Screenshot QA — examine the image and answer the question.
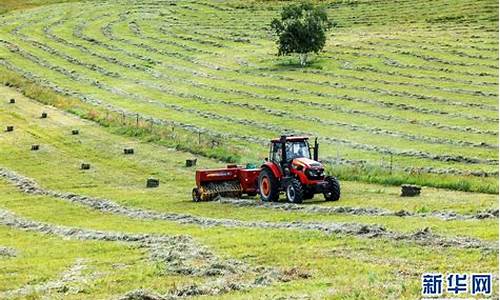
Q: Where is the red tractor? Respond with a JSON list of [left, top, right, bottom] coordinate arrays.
[[192, 135, 340, 203]]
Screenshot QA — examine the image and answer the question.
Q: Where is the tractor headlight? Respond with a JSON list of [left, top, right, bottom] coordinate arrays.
[[306, 168, 324, 179]]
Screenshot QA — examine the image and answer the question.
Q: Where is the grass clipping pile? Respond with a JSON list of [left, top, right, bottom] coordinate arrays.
[[0, 209, 308, 299]]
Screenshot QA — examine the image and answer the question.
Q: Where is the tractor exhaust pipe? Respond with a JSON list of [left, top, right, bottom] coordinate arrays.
[[280, 135, 287, 167], [313, 137, 319, 161]]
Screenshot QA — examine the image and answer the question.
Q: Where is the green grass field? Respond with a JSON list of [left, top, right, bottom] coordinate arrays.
[[0, 0, 498, 299]]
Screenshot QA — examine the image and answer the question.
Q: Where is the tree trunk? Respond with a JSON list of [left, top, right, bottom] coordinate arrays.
[[299, 53, 308, 66]]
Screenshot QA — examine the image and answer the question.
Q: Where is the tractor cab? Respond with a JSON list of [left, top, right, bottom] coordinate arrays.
[[268, 136, 322, 176], [270, 136, 312, 164]]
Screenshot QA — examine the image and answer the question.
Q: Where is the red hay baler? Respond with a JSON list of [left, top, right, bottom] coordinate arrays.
[[192, 165, 260, 201], [192, 135, 340, 203]]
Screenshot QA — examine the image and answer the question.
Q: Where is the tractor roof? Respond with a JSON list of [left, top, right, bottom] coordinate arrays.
[[271, 136, 309, 142]]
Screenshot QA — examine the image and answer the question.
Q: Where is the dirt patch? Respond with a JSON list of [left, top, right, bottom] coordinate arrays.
[[0, 167, 496, 251]]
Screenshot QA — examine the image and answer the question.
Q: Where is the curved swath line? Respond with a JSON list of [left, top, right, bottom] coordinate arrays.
[[160, 25, 499, 88], [0, 59, 270, 148], [46, 10, 496, 142], [96, 12, 499, 123], [330, 41, 499, 71], [165, 29, 498, 96], [329, 0, 497, 26], [105, 11, 499, 116], [125, 17, 500, 127], [354, 36, 499, 62], [1, 3, 498, 165], [4, 53, 494, 178], [39, 17, 500, 138], [152, 7, 500, 90], [2, 44, 496, 167], [5, 7, 498, 159], [380, 33, 499, 53], [146, 20, 498, 98], [324, 45, 499, 81]]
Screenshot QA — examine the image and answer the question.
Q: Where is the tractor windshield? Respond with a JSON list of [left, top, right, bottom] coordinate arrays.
[[286, 141, 310, 161]]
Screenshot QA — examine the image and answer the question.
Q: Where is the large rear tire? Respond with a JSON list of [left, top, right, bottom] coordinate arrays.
[[286, 178, 303, 204], [324, 176, 340, 201], [258, 168, 279, 202]]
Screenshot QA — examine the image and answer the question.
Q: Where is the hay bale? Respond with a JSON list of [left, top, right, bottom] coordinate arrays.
[[123, 148, 134, 155], [185, 158, 197, 167], [81, 163, 91, 170], [31, 144, 39, 151], [146, 178, 159, 188], [6, 126, 14, 132], [72, 129, 79, 135], [9, 98, 15, 104], [41, 112, 48, 119], [401, 184, 421, 197]]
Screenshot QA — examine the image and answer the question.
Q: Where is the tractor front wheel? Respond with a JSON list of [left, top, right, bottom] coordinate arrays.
[[286, 178, 304, 204], [324, 176, 340, 201], [258, 168, 279, 202]]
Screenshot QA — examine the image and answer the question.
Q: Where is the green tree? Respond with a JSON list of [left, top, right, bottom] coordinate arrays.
[[271, 2, 332, 66]]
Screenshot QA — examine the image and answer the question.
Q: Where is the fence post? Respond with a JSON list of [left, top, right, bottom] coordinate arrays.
[[136, 114, 139, 128], [390, 153, 393, 174]]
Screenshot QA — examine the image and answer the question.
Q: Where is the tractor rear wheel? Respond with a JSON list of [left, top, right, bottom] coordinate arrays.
[[324, 176, 340, 201], [192, 188, 202, 202], [286, 178, 304, 204], [258, 168, 279, 202]]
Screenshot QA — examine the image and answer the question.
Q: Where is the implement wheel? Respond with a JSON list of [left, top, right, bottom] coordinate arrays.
[[324, 176, 340, 201], [192, 187, 202, 202], [258, 168, 279, 202]]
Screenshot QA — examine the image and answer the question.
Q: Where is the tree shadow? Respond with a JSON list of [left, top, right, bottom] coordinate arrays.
[[251, 56, 326, 73]]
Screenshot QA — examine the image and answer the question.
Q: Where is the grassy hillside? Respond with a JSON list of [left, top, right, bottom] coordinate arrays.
[[0, 0, 497, 193], [0, 0, 498, 299], [0, 83, 497, 299]]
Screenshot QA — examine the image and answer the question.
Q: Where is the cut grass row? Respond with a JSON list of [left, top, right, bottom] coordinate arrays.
[[0, 85, 497, 240], [1, 185, 496, 299], [0, 0, 497, 193], [1, 8, 498, 164], [3, 2, 496, 130], [1, 66, 497, 194]]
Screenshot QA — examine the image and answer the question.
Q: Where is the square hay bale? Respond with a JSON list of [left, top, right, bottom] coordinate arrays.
[[123, 148, 134, 155], [9, 98, 15, 104], [401, 184, 421, 197], [72, 129, 79, 135], [41, 112, 48, 118], [31, 145, 39, 151], [81, 163, 91, 170], [6, 126, 14, 132], [146, 178, 159, 188], [185, 158, 197, 167]]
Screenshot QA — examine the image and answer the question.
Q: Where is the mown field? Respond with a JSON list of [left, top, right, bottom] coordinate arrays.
[[0, 0, 498, 299]]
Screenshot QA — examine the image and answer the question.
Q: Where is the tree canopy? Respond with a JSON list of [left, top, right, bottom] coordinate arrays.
[[270, 2, 332, 66]]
